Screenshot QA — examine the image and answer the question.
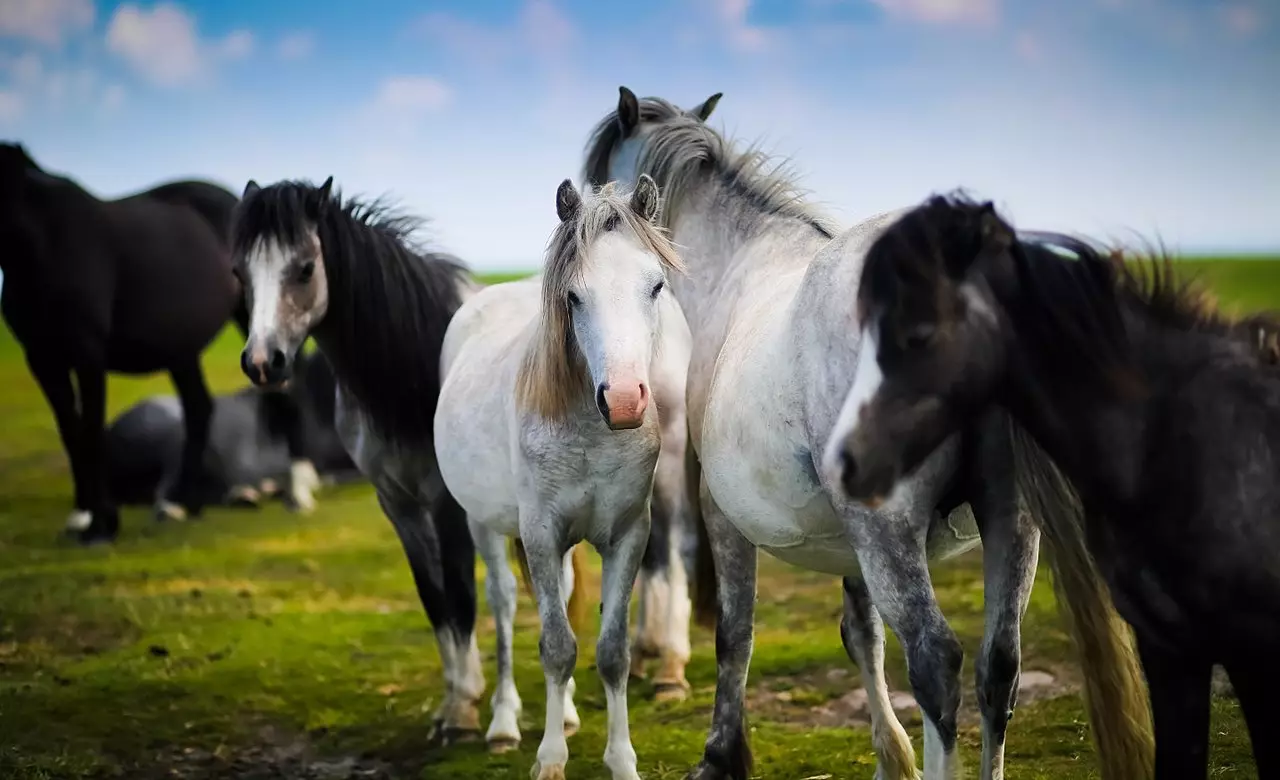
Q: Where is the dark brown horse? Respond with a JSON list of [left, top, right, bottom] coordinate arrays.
[[0, 142, 304, 545]]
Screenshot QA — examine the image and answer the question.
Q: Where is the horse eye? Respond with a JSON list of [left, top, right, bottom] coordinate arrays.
[[297, 261, 315, 283], [650, 280, 665, 299], [567, 291, 581, 307]]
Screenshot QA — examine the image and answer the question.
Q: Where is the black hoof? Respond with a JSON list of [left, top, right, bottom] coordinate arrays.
[[77, 509, 120, 546], [685, 762, 732, 780]]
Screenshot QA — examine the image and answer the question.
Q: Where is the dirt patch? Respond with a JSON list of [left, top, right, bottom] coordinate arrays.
[[748, 665, 1078, 729], [142, 726, 397, 780]]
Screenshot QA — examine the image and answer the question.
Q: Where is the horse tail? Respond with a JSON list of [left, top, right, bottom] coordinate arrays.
[[511, 538, 591, 637], [1009, 422, 1155, 780], [688, 422, 717, 629], [566, 544, 590, 637]]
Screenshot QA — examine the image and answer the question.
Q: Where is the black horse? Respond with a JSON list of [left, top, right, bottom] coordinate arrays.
[[831, 193, 1280, 778], [0, 142, 306, 545], [107, 349, 360, 511]]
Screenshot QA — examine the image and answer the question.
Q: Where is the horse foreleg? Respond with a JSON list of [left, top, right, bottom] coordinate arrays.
[[521, 517, 578, 780], [852, 516, 963, 780], [26, 355, 89, 534], [840, 575, 921, 780], [470, 520, 522, 752], [688, 490, 757, 780], [971, 497, 1040, 778], [596, 506, 651, 780], [73, 365, 118, 545], [165, 358, 214, 521], [378, 486, 482, 742]]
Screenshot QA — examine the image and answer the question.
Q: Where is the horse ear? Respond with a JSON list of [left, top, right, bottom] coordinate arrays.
[[556, 178, 581, 223], [617, 86, 640, 134], [630, 174, 660, 224], [317, 176, 334, 202], [690, 92, 722, 122], [242, 179, 260, 199]]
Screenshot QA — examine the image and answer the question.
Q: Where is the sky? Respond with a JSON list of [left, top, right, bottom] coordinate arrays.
[[1, 0, 1277, 272]]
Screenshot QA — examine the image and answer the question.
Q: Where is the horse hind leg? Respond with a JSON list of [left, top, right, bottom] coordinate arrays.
[[470, 519, 522, 753], [632, 476, 693, 700], [840, 575, 921, 780]]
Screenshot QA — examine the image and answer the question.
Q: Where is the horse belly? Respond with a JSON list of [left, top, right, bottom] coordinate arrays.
[[701, 346, 859, 576], [434, 359, 520, 535]]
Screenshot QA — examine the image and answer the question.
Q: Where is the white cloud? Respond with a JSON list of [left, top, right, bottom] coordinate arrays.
[[0, 90, 24, 123], [217, 29, 255, 60], [373, 75, 453, 114], [0, 0, 94, 46], [276, 31, 316, 61], [870, 0, 999, 26], [105, 2, 254, 88], [708, 0, 774, 53], [1222, 5, 1262, 37], [415, 0, 577, 68], [101, 83, 126, 111]]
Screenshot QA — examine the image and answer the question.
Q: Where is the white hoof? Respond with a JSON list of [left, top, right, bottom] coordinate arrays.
[[65, 510, 92, 532], [154, 500, 187, 522]]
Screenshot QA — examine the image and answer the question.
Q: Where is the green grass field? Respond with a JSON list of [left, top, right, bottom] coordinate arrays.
[[1, 260, 1275, 779]]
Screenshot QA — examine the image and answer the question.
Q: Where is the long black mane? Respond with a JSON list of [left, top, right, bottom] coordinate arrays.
[[231, 180, 470, 451], [874, 194, 1280, 396]]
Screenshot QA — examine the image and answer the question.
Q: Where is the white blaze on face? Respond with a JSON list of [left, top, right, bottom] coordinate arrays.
[[822, 320, 884, 486], [572, 230, 665, 428], [245, 238, 288, 351]]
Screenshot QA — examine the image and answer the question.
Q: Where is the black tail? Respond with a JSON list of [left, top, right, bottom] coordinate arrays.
[[1009, 422, 1154, 780]]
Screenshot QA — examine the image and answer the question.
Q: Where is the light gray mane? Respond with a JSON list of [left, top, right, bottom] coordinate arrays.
[[516, 181, 683, 422], [583, 96, 839, 239]]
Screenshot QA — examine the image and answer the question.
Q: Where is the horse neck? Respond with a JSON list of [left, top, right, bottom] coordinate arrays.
[[664, 178, 832, 335]]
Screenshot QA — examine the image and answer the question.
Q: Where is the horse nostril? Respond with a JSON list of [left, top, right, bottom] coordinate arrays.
[[240, 351, 252, 374], [595, 383, 610, 418], [269, 348, 287, 370]]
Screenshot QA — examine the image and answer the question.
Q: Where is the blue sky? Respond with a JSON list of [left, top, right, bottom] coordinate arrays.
[[1, 0, 1277, 270]]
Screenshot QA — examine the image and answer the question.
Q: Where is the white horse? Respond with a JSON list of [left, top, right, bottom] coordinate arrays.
[[578, 88, 1117, 780], [434, 175, 691, 780]]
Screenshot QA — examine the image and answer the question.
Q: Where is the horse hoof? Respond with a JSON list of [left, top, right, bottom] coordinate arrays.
[[531, 762, 567, 780], [64, 510, 92, 533], [77, 511, 120, 546], [154, 501, 187, 523], [227, 485, 262, 508], [684, 763, 730, 780], [488, 737, 520, 755], [653, 681, 690, 702]]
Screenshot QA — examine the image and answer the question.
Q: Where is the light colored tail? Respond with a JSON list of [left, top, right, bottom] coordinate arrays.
[[512, 538, 590, 636], [1010, 423, 1154, 780]]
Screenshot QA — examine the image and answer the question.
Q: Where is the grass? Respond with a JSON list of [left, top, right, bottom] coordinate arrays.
[[1, 259, 1273, 779]]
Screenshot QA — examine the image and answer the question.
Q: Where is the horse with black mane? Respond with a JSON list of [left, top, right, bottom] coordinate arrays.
[[0, 142, 308, 545], [829, 193, 1280, 778], [107, 349, 360, 512]]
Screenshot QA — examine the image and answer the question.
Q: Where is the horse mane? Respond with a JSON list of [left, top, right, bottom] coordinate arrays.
[[516, 181, 684, 422], [876, 193, 1280, 396], [582, 95, 838, 239], [231, 179, 470, 450]]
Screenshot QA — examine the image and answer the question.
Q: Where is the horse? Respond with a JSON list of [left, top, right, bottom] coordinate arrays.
[[0, 142, 311, 545], [106, 349, 361, 511], [581, 88, 1152, 780], [433, 175, 689, 780], [230, 175, 499, 740], [827, 193, 1280, 778]]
